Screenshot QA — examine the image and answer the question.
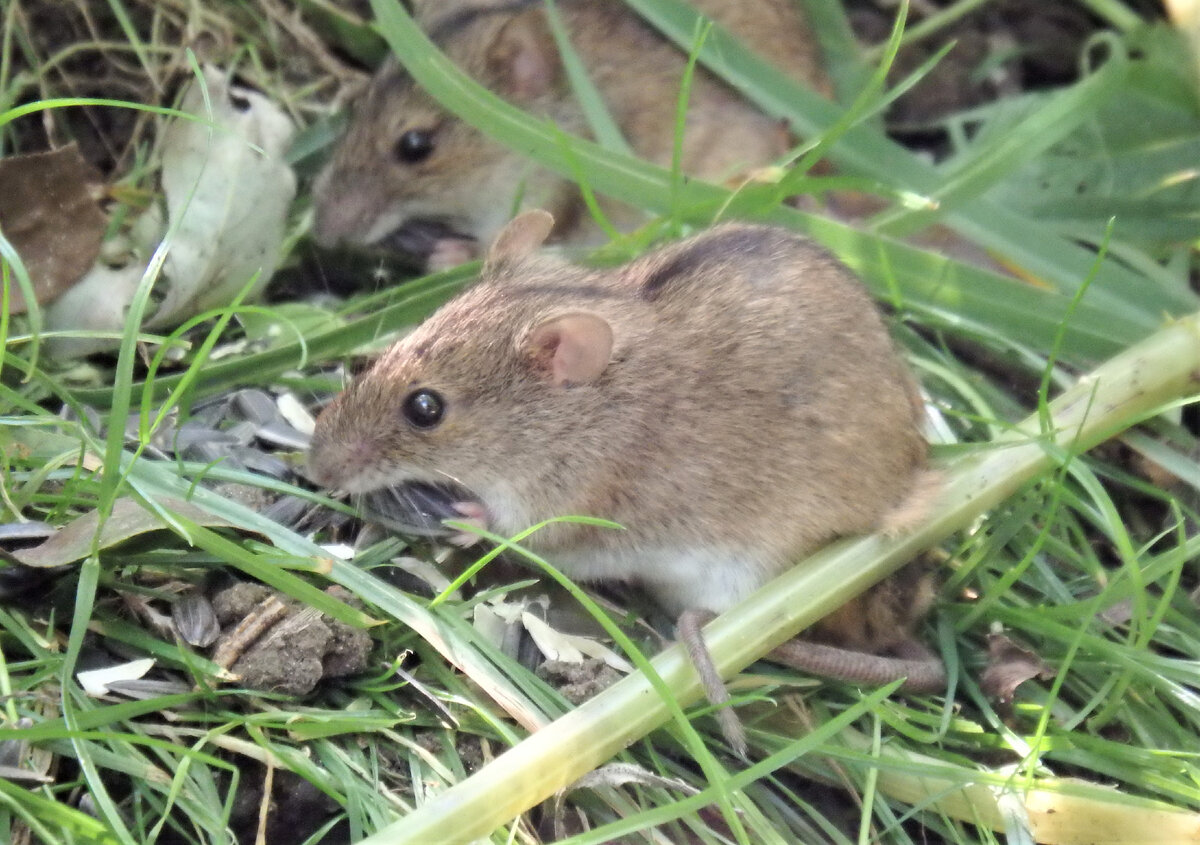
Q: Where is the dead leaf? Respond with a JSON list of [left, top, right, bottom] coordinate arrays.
[[521, 611, 633, 673], [43, 65, 296, 358], [1099, 598, 1134, 626], [552, 762, 699, 839], [981, 633, 1055, 703], [12, 496, 234, 568], [153, 64, 296, 319], [0, 145, 107, 314]]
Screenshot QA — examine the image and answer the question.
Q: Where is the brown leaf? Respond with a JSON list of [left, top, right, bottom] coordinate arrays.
[[0, 145, 107, 314], [12, 496, 233, 568], [981, 633, 1055, 703]]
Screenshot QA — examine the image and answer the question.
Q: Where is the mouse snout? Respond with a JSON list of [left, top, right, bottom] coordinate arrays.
[[311, 171, 391, 248], [312, 192, 364, 248], [306, 433, 381, 492]]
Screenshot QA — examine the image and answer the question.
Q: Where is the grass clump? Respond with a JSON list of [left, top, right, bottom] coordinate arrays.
[[2, 1, 1200, 843]]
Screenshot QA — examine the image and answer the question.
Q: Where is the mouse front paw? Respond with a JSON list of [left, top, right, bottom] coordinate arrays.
[[425, 237, 479, 272]]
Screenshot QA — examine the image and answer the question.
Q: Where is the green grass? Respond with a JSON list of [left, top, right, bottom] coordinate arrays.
[[3, 0, 1200, 843]]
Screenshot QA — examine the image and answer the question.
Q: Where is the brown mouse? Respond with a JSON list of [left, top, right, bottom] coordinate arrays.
[[312, 0, 828, 266], [309, 212, 944, 749]]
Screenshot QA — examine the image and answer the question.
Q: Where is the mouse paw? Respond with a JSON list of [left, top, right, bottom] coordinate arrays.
[[447, 501, 489, 547], [426, 238, 478, 272]]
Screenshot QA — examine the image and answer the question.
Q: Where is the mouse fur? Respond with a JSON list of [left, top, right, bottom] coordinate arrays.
[[312, 0, 828, 257], [309, 213, 929, 618]]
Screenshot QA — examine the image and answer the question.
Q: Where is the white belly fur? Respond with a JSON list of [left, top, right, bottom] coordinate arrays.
[[477, 484, 778, 616], [548, 545, 774, 617]]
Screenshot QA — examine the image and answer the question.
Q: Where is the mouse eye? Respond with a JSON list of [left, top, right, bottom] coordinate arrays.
[[395, 128, 435, 164], [402, 388, 444, 429]]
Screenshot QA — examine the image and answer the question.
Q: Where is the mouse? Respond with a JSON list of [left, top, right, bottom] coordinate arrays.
[[308, 211, 944, 752], [312, 0, 829, 267]]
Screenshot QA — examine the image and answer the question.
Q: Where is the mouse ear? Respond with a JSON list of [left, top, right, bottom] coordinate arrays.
[[524, 312, 613, 387], [485, 210, 555, 270], [488, 8, 559, 101]]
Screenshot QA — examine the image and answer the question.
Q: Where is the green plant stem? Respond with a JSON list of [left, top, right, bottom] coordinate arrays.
[[355, 310, 1200, 844]]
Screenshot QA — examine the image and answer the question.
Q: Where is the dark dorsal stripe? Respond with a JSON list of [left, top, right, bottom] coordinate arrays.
[[640, 226, 785, 302]]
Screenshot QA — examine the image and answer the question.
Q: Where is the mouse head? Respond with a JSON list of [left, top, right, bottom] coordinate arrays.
[[309, 211, 626, 530], [313, 6, 576, 252]]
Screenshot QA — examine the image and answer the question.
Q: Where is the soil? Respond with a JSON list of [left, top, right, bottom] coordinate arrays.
[[536, 657, 624, 704], [210, 581, 373, 696]]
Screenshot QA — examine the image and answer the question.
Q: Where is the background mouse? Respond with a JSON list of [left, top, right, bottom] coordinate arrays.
[[308, 212, 944, 749], [312, 0, 829, 267]]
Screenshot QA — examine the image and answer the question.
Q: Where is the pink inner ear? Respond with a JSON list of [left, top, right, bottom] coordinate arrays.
[[509, 42, 554, 99], [492, 13, 557, 101], [528, 313, 613, 387]]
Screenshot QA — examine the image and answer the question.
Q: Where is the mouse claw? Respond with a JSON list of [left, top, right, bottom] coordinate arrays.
[[427, 237, 478, 272], [446, 501, 489, 547]]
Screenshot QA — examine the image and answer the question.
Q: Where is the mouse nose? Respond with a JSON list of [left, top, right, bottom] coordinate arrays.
[[312, 169, 390, 248], [312, 195, 359, 248], [306, 434, 375, 490]]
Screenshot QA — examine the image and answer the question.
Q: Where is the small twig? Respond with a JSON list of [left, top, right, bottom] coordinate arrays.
[[257, 0, 369, 87], [256, 758, 275, 845], [211, 595, 289, 672]]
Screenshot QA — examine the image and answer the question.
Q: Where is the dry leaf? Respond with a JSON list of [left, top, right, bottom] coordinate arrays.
[[552, 762, 699, 839], [981, 633, 1055, 703], [13, 495, 233, 568], [44, 65, 296, 357], [521, 611, 633, 673], [0, 145, 106, 314], [153, 64, 296, 319]]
